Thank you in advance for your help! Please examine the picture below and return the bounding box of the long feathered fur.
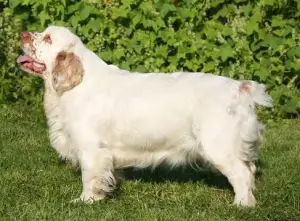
[19,26,272,206]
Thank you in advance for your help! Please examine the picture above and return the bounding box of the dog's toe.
[71,191,106,204]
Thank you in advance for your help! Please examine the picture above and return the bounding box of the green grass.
[0,105,299,221]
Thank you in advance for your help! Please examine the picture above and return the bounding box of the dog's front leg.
[72,143,116,204]
[44,87,79,166]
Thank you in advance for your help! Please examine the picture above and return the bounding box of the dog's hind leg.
[200,131,256,207]
[205,149,256,206]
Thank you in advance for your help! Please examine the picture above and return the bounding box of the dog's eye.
[43,34,52,44]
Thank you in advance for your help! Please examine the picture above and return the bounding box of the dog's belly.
[110,133,201,169]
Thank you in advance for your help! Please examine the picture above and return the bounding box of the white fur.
[22,26,272,206]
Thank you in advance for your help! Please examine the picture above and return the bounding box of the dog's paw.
[233,193,256,207]
[70,192,106,204]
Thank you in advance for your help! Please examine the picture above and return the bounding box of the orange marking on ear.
[52,51,84,93]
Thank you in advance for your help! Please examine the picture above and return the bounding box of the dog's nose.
[21,32,32,44]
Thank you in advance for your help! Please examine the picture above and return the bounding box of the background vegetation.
[0,0,300,118]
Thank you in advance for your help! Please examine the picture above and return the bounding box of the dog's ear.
[52,51,84,93]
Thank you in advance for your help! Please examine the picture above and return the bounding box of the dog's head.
[17,26,84,93]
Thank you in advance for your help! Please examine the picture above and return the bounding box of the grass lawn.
[0,105,299,221]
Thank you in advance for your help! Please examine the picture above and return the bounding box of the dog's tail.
[238,80,273,108]
[234,81,272,162]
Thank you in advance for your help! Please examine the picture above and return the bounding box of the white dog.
[17,26,272,206]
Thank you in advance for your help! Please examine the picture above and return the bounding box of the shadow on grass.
[123,165,232,190]
[63,159,264,192]
[123,159,264,191]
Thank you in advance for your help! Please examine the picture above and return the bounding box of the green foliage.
[1,0,300,118]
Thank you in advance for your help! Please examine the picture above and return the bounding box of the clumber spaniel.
[17,26,272,206]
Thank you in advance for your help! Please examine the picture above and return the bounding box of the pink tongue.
[33,61,44,68]
[33,62,46,71]
[17,55,33,63]
[23,62,33,68]
[17,55,46,73]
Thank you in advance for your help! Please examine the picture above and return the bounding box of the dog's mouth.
[17,55,46,75]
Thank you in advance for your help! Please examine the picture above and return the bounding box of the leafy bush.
[1,0,300,118]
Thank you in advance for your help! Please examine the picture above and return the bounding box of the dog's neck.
[44,79,61,118]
